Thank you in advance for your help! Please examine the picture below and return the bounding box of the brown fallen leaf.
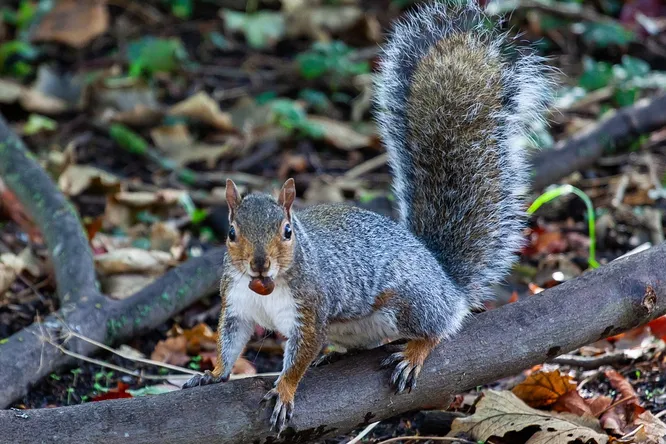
[308,116,372,151]
[512,370,577,409]
[151,124,236,167]
[150,336,190,367]
[634,411,666,444]
[449,390,608,444]
[605,369,641,407]
[168,91,233,131]
[58,165,121,196]
[33,0,109,48]
[0,179,42,243]
[100,273,158,300]
[94,248,173,276]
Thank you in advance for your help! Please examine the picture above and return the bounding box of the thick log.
[1,242,664,444]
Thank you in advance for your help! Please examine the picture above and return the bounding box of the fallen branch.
[1,242,664,443]
[0,114,101,305]
[0,112,226,408]
[531,93,666,190]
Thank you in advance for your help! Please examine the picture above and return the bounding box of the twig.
[550,350,635,370]
[41,335,185,381]
[598,395,639,416]
[345,421,380,444]
[64,331,199,376]
[343,153,389,180]
[376,437,476,444]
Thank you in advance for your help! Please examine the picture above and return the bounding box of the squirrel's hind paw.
[381,338,439,394]
[181,370,226,389]
[381,351,421,393]
[261,388,294,435]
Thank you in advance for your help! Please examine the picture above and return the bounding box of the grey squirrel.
[182,0,552,434]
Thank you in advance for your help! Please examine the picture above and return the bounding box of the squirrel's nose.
[250,256,271,273]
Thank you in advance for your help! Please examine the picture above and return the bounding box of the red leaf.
[647,315,666,341]
[91,382,133,402]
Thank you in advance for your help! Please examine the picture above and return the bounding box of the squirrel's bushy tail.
[374,0,552,305]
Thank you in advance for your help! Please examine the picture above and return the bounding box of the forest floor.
[1,0,666,442]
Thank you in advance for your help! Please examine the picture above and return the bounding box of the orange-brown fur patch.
[266,224,295,271]
[226,226,253,274]
[211,278,230,378]
[403,337,440,368]
[372,289,397,311]
[277,305,321,403]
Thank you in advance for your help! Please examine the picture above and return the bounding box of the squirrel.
[182,0,552,434]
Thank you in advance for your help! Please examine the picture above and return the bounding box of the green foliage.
[222,9,285,50]
[528,185,600,269]
[23,114,57,135]
[580,22,635,48]
[0,40,39,78]
[296,41,369,81]
[298,89,332,113]
[1,0,38,30]
[269,99,323,138]
[127,37,188,77]
[579,57,613,91]
[162,0,193,19]
[109,124,149,155]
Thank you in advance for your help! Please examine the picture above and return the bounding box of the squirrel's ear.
[278,178,296,219]
[226,179,241,220]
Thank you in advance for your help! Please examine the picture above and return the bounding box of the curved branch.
[1,242,664,443]
[0,113,100,304]
[0,248,222,409]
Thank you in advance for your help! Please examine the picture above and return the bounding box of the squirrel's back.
[374,0,552,305]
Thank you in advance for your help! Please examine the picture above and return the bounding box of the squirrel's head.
[225,178,296,284]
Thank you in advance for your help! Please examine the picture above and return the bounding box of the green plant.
[527,185,600,269]
[296,41,370,82]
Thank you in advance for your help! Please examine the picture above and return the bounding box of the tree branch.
[0,113,101,304]
[531,93,666,190]
[1,242,664,444]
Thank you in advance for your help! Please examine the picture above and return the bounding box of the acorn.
[249,276,275,295]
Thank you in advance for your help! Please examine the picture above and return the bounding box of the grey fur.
[374,0,552,305]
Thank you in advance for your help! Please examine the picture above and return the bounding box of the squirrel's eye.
[283,223,292,240]
[228,226,236,242]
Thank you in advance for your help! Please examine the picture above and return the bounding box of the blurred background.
[1,0,666,442]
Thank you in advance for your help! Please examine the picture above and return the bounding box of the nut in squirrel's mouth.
[249,276,275,295]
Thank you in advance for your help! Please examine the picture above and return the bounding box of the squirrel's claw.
[381,352,421,394]
[181,370,226,389]
[261,388,294,435]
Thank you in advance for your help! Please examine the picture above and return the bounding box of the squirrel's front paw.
[261,388,294,434]
[181,370,227,389]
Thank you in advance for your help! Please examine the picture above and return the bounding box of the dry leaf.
[449,390,608,444]
[151,336,190,366]
[605,369,640,405]
[634,411,666,444]
[512,370,577,408]
[151,124,235,167]
[19,88,68,114]
[94,248,173,276]
[0,78,68,114]
[308,116,371,150]
[33,0,109,48]
[168,91,233,131]
[0,79,24,103]
[112,190,186,208]
[58,165,120,196]
[100,273,158,300]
